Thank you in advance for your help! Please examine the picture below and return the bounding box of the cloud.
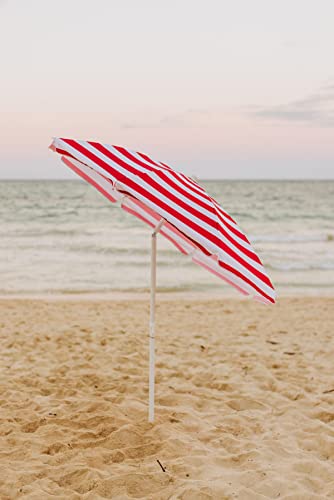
[120,108,211,130]
[282,40,299,49]
[282,39,316,50]
[158,108,210,127]
[250,82,334,127]
[121,121,147,130]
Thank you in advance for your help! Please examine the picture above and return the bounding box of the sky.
[0,0,333,179]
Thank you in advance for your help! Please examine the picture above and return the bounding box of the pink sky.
[1,0,333,179]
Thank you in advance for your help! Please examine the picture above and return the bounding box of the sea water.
[1,180,333,296]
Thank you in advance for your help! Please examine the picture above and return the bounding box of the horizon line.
[0,177,333,182]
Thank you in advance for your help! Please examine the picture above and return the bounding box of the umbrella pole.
[149,219,164,423]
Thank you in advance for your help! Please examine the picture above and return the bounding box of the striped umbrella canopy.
[50,138,275,304]
[50,137,275,422]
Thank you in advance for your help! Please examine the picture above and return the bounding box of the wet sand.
[0,296,333,499]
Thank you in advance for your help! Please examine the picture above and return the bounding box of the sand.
[0,295,333,499]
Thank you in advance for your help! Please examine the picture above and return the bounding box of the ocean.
[1,180,333,297]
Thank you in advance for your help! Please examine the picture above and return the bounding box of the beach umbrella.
[50,138,275,422]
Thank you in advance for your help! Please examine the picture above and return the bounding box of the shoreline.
[0,289,333,301]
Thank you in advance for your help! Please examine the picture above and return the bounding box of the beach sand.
[0,296,333,499]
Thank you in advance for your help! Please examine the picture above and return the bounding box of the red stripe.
[214,208,252,246]
[211,199,238,225]
[61,139,274,290]
[56,147,81,162]
[160,162,204,191]
[137,152,172,171]
[160,161,211,195]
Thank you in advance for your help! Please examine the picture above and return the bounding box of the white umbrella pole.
[149,219,164,423]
